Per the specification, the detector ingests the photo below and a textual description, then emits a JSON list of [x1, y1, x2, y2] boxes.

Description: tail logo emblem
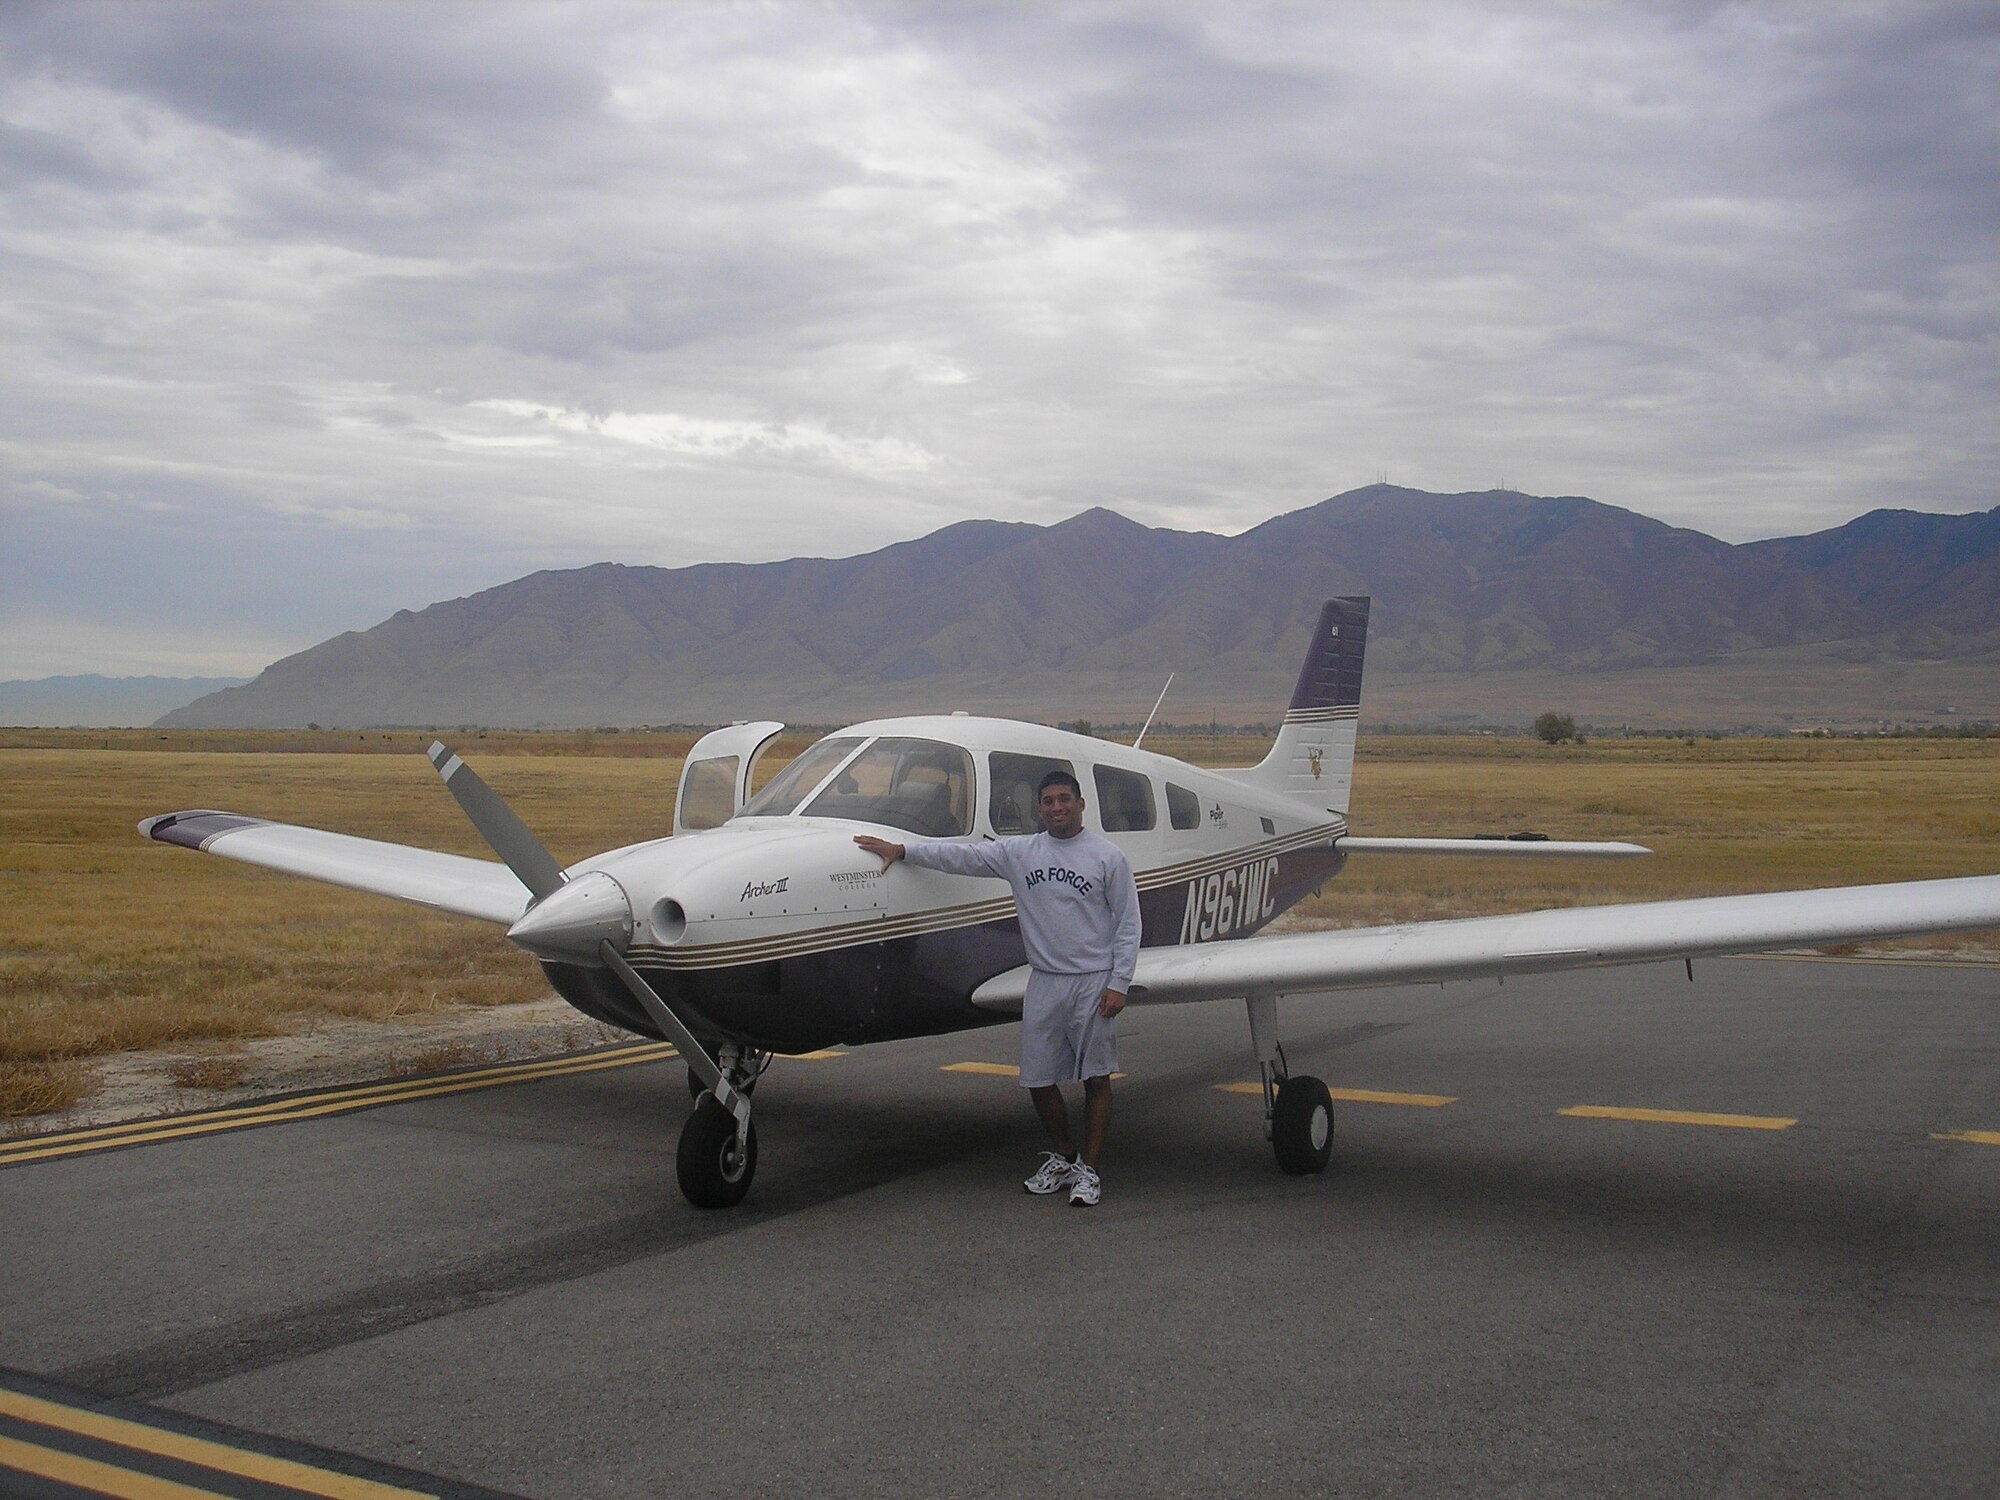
[[1307, 747, 1323, 779]]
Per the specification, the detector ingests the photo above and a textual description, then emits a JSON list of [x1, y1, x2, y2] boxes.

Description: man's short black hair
[[1037, 769, 1082, 798]]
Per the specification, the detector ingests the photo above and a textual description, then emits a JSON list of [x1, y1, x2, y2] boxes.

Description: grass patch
[[165, 1054, 250, 1091], [0, 1058, 93, 1118], [389, 1041, 482, 1076]]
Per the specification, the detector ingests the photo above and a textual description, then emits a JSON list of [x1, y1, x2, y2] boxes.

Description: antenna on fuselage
[[1133, 673, 1175, 750]]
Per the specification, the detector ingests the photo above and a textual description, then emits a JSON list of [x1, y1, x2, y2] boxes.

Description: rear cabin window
[[679, 756, 738, 830], [1093, 765, 1157, 832], [988, 752, 1075, 835], [1166, 782, 1201, 831], [802, 737, 974, 838]]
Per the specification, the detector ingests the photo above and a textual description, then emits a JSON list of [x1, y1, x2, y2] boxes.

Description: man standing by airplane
[[856, 770, 1141, 1206]]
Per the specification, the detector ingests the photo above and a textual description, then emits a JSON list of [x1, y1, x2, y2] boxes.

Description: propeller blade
[[427, 741, 566, 902]]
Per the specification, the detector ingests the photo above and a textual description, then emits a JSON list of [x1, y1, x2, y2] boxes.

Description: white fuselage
[[525, 716, 1349, 1050]]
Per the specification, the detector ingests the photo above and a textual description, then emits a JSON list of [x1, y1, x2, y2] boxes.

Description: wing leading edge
[[139, 810, 533, 925], [970, 874, 2000, 1010]]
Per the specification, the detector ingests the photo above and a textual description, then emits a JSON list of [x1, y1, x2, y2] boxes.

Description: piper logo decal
[[1179, 857, 1280, 942]]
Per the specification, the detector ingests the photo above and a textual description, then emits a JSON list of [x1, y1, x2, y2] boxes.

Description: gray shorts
[[1020, 968, 1119, 1087]]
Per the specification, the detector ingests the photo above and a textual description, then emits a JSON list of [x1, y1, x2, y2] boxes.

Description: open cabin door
[[675, 721, 785, 834]]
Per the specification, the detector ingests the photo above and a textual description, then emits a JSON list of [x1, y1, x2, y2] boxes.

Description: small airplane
[[140, 599, 2000, 1208]]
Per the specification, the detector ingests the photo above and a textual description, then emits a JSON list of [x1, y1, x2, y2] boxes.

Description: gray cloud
[[1, 0, 1993, 676]]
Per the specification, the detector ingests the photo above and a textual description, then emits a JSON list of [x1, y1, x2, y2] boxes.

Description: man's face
[[1038, 783, 1084, 838]]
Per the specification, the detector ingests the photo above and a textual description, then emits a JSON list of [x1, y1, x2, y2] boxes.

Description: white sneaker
[[1068, 1163, 1101, 1207], [1023, 1151, 1077, 1195]]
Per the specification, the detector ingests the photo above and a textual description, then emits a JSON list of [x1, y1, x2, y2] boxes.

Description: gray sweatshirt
[[902, 829, 1142, 990]]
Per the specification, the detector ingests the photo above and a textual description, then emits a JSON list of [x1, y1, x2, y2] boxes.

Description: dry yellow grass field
[[3, 733, 1995, 1120]]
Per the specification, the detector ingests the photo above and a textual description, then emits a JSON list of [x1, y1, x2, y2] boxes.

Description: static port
[[652, 898, 688, 945]]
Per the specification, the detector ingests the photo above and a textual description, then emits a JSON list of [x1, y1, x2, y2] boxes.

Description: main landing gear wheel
[[676, 1095, 758, 1208], [1271, 1074, 1335, 1175]]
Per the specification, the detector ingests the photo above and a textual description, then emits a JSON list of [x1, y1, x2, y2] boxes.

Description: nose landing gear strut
[[599, 943, 763, 1208]]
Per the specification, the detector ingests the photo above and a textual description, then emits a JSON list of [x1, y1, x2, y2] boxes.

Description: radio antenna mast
[[1133, 674, 1175, 750]]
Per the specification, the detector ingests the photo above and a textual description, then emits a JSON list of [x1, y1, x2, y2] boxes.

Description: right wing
[[1340, 837, 1652, 858], [139, 810, 533, 925], [969, 872, 2000, 1011]]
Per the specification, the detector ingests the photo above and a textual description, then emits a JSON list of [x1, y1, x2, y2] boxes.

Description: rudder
[[1223, 597, 1369, 812]]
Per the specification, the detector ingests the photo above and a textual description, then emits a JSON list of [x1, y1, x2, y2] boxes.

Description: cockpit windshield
[[737, 737, 864, 818], [801, 737, 974, 838]]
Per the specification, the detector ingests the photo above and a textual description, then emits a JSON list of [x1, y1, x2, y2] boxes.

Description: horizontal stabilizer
[[969, 873, 2000, 1011], [1341, 837, 1652, 858], [139, 810, 533, 925]]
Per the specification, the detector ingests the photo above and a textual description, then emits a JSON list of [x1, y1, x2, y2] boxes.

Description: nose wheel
[[678, 1094, 759, 1207], [677, 1041, 766, 1208]]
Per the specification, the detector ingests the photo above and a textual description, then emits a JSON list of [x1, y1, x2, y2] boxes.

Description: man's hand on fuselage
[[854, 834, 904, 870]]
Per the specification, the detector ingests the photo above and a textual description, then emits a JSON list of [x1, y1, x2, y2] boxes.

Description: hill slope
[[161, 488, 1999, 729]]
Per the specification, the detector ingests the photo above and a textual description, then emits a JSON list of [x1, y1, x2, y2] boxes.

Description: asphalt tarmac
[[3, 956, 1996, 1499]]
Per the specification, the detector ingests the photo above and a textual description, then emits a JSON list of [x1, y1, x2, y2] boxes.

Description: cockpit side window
[[1093, 764, 1157, 832], [989, 752, 1075, 835], [802, 737, 975, 838], [1166, 782, 1201, 831], [738, 737, 864, 818]]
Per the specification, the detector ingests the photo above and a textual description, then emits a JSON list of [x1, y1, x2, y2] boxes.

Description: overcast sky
[[2, 1, 1994, 678]]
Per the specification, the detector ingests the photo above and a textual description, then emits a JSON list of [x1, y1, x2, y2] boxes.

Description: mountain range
[[0, 675, 250, 728], [160, 487, 1999, 730]]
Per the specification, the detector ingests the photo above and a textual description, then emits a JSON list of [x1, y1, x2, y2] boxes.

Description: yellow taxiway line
[[0, 1044, 677, 1168], [1931, 1129, 2000, 1146], [1560, 1105, 1797, 1130], [942, 1062, 1125, 1080], [0, 1387, 433, 1499], [1212, 1083, 1458, 1107]]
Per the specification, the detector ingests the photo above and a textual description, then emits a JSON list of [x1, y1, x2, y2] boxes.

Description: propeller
[[427, 741, 564, 900], [425, 741, 745, 1124]]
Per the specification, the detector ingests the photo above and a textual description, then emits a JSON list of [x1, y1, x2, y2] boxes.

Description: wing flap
[[968, 874, 2000, 1010], [140, 810, 533, 925]]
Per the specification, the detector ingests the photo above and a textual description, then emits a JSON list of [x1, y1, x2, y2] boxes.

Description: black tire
[[676, 1095, 758, 1208], [1271, 1074, 1335, 1175]]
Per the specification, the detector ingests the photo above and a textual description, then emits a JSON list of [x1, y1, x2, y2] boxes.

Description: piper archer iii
[[140, 599, 2000, 1208]]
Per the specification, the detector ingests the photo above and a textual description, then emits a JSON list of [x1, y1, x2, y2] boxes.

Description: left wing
[[970, 873, 2000, 1010], [139, 810, 533, 924]]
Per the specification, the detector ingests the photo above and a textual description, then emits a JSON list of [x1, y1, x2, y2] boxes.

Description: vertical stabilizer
[[1223, 598, 1369, 812]]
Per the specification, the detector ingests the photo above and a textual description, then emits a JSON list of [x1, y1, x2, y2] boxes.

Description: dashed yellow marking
[[780, 1049, 848, 1060], [1213, 1083, 1456, 1106], [0, 1387, 434, 1498], [0, 1044, 676, 1167], [1932, 1130, 2000, 1146], [1561, 1105, 1796, 1131], [942, 1062, 1124, 1080]]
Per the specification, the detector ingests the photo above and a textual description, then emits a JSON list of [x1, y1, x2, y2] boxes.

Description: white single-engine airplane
[[141, 600, 2000, 1208]]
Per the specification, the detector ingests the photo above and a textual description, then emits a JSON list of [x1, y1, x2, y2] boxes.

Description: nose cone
[[506, 871, 633, 963]]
